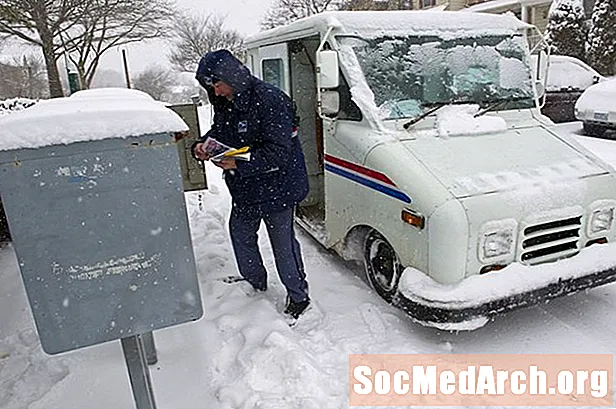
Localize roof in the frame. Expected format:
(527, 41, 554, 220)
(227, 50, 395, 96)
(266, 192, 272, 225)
(245, 10, 532, 48)
(465, 0, 551, 12)
(0, 88, 188, 151)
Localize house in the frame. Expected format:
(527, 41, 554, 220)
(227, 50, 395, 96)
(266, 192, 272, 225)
(349, 0, 554, 33)
(418, 0, 552, 31)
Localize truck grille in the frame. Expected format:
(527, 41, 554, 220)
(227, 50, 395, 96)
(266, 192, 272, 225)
(521, 216, 582, 264)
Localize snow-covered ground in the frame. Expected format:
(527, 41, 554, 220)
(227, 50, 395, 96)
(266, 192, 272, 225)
(1, 119, 616, 409)
(0, 99, 37, 118)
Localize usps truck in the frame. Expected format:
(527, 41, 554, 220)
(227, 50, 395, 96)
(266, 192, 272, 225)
(243, 11, 616, 329)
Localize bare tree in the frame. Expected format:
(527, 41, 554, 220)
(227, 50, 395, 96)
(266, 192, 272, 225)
(260, 0, 414, 27)
(0, 0, 88, 97)
(132, 65, 174, 101)
(260, 0, 343, 30)
(168, 13, 244, 73)
(0, 0, 175, 97)
(60, 0, 175, 89)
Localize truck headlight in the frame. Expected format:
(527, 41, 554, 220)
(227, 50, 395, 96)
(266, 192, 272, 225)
(589, 207, 614, 235)
(478, 219, 517, 262)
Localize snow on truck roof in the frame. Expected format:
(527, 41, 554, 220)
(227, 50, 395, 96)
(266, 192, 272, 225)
(245, 10, 532, 48)
(0, 88, 188, 152)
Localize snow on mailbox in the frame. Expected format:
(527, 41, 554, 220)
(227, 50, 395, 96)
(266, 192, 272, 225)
(0, 88, 203, 355)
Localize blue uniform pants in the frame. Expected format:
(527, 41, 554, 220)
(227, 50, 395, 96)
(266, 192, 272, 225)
(229, 203, 309, 303)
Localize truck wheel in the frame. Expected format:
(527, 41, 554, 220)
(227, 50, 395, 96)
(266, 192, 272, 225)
(364, 230, 402, 303)
(583, 123, 607, 138)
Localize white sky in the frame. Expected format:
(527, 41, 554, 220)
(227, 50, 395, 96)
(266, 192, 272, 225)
(0, 0, 274, 77)
(100, 0, 275, 74)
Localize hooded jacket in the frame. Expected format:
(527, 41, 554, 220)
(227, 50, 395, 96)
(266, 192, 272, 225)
(194, 50, 309, 213)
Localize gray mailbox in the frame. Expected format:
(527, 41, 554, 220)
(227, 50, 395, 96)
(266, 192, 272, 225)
(0, 88, 203, 355)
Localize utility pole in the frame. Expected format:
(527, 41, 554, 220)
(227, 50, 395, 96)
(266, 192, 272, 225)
(122, 49, 132, 88)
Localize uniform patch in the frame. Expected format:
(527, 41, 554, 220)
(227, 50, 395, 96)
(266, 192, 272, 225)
(238, 120, 248, 133)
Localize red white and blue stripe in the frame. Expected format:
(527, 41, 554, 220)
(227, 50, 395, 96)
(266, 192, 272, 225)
(324, 154, 412, 204)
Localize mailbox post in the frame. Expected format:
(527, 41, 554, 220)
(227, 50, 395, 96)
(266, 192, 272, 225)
(0, 88, 204, 409)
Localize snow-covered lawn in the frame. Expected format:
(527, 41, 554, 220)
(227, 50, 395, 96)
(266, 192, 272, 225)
(1, 121, 616, 409)
(0, 99, 37, 118)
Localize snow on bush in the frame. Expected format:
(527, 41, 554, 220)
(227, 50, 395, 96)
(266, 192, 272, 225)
(0, 98, 38, 117)
(546, 0, 587, 62)
(587, 0, 616, 75)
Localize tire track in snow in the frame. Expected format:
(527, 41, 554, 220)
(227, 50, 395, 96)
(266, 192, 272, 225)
(536, 287, 616, 352)
(0, 330, 69, 409)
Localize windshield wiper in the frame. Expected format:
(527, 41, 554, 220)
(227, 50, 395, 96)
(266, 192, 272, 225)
(402, 103, 448, 130)
(473, 99, 509, 117)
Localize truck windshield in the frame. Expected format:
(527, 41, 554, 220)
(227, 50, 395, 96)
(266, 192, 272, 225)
(339, 34, 535, 120)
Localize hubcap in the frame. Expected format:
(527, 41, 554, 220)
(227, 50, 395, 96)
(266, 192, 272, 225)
(368, 238, 397, 292)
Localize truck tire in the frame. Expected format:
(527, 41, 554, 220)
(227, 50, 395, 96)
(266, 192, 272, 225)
(364, 230, 401, 303)
(583, 122, 607, 138)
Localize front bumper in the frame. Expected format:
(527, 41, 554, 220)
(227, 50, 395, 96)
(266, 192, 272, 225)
(395, 243, 616, 330)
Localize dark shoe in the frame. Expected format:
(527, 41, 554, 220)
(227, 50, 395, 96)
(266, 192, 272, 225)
(221, 276, 266, 291)
(284, 296, 311, 319)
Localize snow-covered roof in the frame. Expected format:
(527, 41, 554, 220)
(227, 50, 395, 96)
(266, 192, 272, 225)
(464, 0, 551, 12)
(245, 11, 532, 48)
(0, 88, 188, 151)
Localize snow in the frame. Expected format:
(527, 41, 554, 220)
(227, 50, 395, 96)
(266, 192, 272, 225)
(2, 105, 616, 409)
(399, 241, 616, 309)
(549, 0, 583, 14)
(0, 98, 37, 117)
(450, 157, 598, 197)
(0, 88, 188, 152)
(338, 44, 389, 136)
(575, 77, 616, 114)
(246, 11, 531, 48)
(435, 104, 508, 137)
(319, 10, 531, 38)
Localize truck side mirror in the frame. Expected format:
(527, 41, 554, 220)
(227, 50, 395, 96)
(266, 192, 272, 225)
(534, 50, 548, 81)
(535, 81, 545, 98)
(321, 90, 340, 117)
(534, 49, 549, 105)
(317, 50, 340, 89)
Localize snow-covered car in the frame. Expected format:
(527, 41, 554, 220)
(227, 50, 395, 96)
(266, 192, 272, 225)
(531, 55, 606, 123)
(245, 11, 616, 330)
(575, 78, 616, 137)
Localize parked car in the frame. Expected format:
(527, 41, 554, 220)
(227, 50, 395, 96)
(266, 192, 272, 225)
(575, 78, 616, 137)
(531, 55, 605, 123)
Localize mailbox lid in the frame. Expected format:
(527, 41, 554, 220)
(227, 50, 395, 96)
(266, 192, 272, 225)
(0, 88, 188, 152)
(168, 103, 207, 192)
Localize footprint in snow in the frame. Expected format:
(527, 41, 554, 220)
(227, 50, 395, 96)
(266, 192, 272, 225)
(0, 330, 69, 409)
(359, 302, 387, 336)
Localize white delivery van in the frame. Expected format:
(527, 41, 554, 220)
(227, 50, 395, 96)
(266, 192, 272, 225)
(244, 11, 616, 329)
